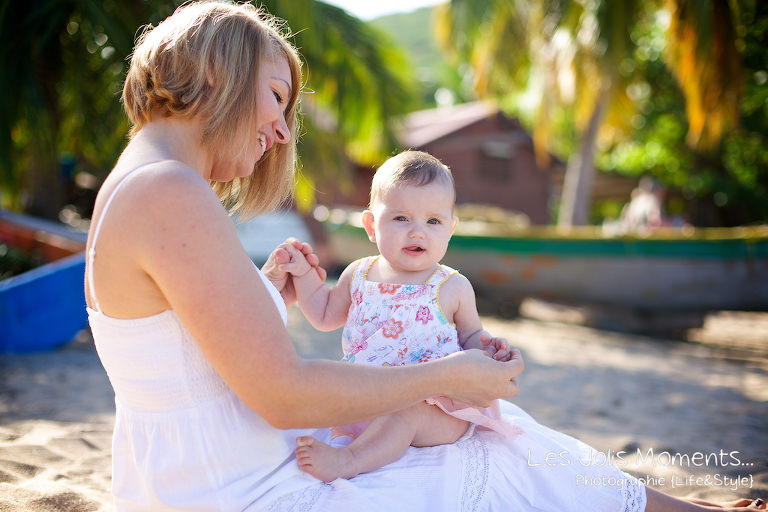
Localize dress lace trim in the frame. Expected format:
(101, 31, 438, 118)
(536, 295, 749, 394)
(620, 472, 647, 512)
(266, 483, 328, 512)
(458, 435, 490, 512)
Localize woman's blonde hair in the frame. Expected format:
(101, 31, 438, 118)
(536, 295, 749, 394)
(122, 1, 302, 216)
(369, 151, 455, 208)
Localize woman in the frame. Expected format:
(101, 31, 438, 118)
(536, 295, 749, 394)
(85, 2, 520, 510)
(86, 2, 763, 511)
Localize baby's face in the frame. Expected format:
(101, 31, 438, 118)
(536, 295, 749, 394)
(369, 181, 457, 274)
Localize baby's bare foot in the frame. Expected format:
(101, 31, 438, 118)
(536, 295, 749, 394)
(295, 436, 358, 482)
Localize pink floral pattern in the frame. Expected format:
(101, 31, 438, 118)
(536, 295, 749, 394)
(377, 283, 401, 294)
(415, 306, 433, 324)
(381, 319, 403, 339)
(347, 339, 368, 356)
(341, 257, 460, 367)
(339, 256, 522, 439)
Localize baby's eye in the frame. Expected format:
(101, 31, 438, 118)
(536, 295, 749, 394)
(427, 218, 441, 225)
(394, 216, 407, 222)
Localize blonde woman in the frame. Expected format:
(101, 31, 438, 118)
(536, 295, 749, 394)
(85, 2, 520, 510)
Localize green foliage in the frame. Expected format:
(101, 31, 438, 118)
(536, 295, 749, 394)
(0, 0, 177, 215)
(598, 0, 768, 224)
(263, 1, 417, 168)
(716, 0, 768, 222)
(370, 7, 469, 106)
(1, 0, 417, 216)
(0, 244, 43, 280)
(435, 0, 765, 225)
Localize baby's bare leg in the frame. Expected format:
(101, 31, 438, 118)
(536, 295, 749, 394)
(295, 402, 468, 482)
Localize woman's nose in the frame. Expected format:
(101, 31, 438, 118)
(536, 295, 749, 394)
(274, 116, 290, 144)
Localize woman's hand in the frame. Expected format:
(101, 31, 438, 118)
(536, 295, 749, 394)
(442, 348, 524, 407)
(262, 238, 326, 306)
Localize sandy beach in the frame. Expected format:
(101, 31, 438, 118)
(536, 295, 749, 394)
(1, 307, 766, 511)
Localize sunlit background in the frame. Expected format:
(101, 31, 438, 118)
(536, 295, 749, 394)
(1, 0, 767, 328)
(1, 0, 766, 230)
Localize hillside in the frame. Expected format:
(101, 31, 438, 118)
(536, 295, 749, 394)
(369, 5, 463, 106)
(369, 6, 443, 72)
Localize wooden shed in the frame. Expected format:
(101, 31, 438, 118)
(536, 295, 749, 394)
(314, 101, 636, 225)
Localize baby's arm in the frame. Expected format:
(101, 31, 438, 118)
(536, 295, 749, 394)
(444, 274, 512, 361)
(277, 244, 354, 332)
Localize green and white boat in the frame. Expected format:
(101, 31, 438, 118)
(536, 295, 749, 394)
(323, 210, 768, 329)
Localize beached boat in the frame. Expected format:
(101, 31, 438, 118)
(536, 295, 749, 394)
(322, 210, 768, 329)
(0, 210, 87, 353)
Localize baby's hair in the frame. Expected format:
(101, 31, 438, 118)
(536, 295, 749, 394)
(369, 151, 455, 208)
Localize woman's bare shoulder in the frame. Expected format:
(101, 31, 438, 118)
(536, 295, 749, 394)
(110, 160, 212, 199)
(100, 160, 235, 265)
(110, 162, 222, 223)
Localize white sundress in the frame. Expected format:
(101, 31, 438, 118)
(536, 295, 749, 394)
(86, 166, 647, 511)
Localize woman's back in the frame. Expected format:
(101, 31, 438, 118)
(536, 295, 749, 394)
(85, 164, 320, 509)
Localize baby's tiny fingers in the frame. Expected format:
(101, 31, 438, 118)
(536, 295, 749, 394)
(306, 252, 320, 267)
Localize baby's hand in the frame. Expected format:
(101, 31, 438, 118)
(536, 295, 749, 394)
(276, 241, 315, 277)
(479, 333, 513, 362)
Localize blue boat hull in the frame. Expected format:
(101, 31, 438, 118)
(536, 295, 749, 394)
(0, 252, 87, 353)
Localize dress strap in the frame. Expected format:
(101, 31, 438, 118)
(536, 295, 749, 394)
(360, 255, 378, 280)
(429, 265, 459, 326)
(87, 163, 160, 312)
(425, 264, 458, 286)
(347, 256, 376, 297)
(351, 256, 377, 282)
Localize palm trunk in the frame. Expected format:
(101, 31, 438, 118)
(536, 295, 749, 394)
(557, 90, 611, 228)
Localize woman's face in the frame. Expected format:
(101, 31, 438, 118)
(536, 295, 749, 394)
(252, 56, 292, 163)
(216, 56, 293, 181)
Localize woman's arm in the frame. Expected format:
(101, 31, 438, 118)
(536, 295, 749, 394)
(131, 168, 523, 429)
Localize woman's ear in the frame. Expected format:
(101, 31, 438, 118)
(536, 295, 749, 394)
(362, 210, 376, 242)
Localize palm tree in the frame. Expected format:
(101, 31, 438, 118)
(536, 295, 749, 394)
(0, 1, 416, 216)
(262, 0, 418, 209)
(0, 0, 177, 216)
(435, 0, 742, 227)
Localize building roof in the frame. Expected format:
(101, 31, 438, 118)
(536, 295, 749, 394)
(396, 101, 502, 148)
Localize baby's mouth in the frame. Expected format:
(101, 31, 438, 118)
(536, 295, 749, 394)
(404, 245, 425, 254)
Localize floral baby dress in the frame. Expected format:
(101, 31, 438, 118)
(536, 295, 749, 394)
(338, 256, 522, 440)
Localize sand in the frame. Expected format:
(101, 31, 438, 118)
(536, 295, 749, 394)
(1, 308, 766, 511)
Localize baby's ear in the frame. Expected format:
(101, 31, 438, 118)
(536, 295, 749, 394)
(361, 210, 376, 242)
(450, 216, 458, 235)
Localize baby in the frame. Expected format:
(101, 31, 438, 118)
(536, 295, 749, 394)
(280, 150, 522, 482)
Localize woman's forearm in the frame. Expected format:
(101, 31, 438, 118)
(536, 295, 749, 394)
(255, 350, 523, 430)
(254, 358, 442, 429)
